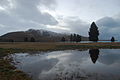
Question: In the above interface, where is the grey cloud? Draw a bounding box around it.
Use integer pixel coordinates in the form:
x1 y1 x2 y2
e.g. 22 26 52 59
39 0 56 10
41 16 90 36
96 16 120 40
0 0 58 35
60 16 89 36
0 0 14 11
11 0 58 25
97 17 120 28
0 0 9 6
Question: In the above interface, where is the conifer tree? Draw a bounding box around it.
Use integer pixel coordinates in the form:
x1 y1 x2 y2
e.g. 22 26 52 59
89 22 99 42
70 34 73 42
30 37 35 42
61 37 65 42
111 37 115 42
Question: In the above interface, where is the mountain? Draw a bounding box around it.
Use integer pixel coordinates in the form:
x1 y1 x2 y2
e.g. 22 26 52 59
0 29 88 42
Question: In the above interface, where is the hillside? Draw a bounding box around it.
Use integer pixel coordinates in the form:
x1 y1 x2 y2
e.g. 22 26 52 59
0 29 88 42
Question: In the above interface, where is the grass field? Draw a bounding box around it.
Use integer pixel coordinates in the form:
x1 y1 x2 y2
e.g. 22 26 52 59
0 42 120 50
0 42 120 80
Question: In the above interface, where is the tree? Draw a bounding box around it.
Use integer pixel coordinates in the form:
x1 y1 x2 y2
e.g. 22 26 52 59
24 37 28 42
89 22 99 42
111 37 115 42
30 37 35 42
73 34 77 41
9 39 14 42
70 34 73 42
76 34 81 42
61 37 65 42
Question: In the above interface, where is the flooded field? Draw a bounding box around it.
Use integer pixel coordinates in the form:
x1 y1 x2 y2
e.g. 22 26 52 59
9 49 120 80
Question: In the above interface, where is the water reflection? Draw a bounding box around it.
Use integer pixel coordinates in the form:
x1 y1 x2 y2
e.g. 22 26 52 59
10 49 120 80
89 49 99 64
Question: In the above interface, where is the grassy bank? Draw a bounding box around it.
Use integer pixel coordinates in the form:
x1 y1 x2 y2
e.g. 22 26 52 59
0 59 32 80
0 42 120 80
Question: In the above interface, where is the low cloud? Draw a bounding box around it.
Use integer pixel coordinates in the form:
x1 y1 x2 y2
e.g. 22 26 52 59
97 17 120 28
96 16 120 40
50 16 90 36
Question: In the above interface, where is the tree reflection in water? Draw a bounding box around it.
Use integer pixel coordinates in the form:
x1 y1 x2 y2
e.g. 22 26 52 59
89 49 100 64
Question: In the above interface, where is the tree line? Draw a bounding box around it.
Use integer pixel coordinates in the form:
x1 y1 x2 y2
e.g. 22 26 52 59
61 22 115 42
61 34 81 42
24 37 35 42
1 37 36 42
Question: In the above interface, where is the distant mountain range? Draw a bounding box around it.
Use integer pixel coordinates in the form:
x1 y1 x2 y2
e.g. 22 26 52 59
0 29 88 42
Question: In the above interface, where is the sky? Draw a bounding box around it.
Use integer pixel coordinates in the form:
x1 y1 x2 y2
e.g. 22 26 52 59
0 0 120 40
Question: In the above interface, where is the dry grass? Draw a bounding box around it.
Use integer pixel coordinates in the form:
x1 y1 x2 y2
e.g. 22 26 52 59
0 42 120 50
0 42 56 50
0 59 32 80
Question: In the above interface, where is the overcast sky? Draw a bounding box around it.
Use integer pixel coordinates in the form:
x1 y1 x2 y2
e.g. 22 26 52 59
0 0 120 40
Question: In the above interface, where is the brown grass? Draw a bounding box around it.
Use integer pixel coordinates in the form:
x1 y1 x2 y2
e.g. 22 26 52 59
0 42 120 50
0 59 32 80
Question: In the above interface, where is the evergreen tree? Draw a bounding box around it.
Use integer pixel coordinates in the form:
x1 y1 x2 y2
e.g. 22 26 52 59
9 39 14 42
24 37 28 42
61 37 65 42
70 34 73 42
76 34 81 42
73 34 77 41
89 22 99 42
30 37 35 42
111 37 115 42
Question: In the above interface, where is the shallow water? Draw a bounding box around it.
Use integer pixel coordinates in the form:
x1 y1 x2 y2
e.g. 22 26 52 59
10 49 120 80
